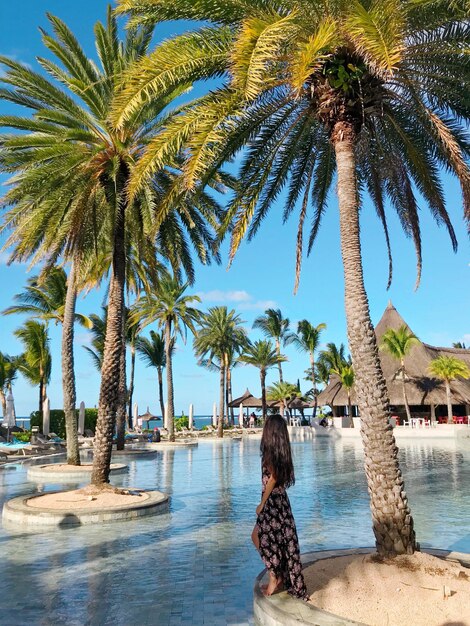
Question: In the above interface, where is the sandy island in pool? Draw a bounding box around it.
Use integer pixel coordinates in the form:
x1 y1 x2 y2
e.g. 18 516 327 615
304 551 470 626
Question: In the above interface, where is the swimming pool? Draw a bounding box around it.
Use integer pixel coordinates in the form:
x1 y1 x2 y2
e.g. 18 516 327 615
1 436 469 625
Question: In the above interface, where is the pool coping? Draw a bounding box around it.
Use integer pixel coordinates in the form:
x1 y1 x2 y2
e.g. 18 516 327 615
27 462 128 482
253 547 470 626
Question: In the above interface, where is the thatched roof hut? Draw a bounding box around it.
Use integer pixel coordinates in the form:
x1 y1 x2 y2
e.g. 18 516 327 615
316 302 470 408
228 389 264 408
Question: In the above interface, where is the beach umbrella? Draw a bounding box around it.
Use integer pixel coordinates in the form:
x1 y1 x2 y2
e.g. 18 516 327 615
212 402 217 427
189 404 194 430
133 403 138 430
43 396 50 436
2 391 15 442
239 402 244 428
78 401 85 435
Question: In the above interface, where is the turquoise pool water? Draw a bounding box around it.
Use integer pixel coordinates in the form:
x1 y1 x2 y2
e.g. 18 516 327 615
1 436 469 625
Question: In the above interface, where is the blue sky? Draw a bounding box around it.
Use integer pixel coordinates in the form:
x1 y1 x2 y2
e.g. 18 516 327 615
0 1 469 417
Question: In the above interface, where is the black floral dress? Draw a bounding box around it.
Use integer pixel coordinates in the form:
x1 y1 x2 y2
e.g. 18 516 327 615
256 467 308 600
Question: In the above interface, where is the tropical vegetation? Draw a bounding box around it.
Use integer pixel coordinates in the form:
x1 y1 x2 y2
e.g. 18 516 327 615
428 356 470 424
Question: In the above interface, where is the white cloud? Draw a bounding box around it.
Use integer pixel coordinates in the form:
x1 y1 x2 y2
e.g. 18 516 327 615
238 299 277 311
196 289 252 303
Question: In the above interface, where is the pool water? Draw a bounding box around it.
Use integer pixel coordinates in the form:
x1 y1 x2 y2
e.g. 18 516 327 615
1 436 469 625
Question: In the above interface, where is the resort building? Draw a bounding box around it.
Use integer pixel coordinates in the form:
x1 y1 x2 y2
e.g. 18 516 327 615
316 302 470 424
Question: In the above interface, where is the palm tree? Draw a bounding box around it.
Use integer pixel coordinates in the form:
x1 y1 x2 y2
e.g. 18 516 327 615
238 340 287 420
194 306 246 436
290 321 326 417
136 330 168 421
3 267 91 464
84 309 107 372
0 10 224 486
253 309 291 382
116 0 470 554
428 356 470 424
0 353 19 418
266 381 300 418
380 326 420 423
15 321 51 414
318 343 350 380
131 274 201 441
452 342 467 349
338 365 355 427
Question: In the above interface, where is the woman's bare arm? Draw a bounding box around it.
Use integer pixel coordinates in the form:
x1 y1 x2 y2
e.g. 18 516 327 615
256 475 277 515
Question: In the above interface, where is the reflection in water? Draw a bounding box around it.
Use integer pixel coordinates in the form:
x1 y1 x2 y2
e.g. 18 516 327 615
0 436 469 625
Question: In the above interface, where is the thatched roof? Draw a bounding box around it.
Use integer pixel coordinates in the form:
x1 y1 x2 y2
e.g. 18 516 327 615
317 302 470 407
228 389 264 408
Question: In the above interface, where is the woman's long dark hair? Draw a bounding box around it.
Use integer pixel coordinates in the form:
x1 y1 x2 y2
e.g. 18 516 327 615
260 414 295 488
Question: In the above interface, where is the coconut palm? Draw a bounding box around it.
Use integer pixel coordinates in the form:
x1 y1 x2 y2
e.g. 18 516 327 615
84 309 107 372
238 340 287 420
338 365 355 427
0 353 19 418
0 10 225 485
136 330 169 422
318 343 350 382
290 321 326 417
131 274 201 441
266 381 301 418
15 321 51 414
380 326 420 423
3 267 91 464
116 0 470 553
194 306 246 436
428 356 470 424
253 309 291 382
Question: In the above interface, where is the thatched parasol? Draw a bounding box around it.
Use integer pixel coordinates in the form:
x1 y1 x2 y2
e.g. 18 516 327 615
228 389 264 408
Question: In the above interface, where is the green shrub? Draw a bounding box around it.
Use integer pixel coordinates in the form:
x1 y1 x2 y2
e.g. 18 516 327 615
174 416 189 431
13 431 31 442
30 408 98 439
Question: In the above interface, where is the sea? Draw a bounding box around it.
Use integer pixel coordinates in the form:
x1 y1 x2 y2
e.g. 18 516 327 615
15 415 216 430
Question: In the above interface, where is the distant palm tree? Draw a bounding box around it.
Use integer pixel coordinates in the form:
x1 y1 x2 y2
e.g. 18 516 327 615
428 356 470 424
136 330 168 422
4 267 91 464
338 365 355 427
0 352 19 418
84 309 107 372
380 326 420 423
238 340 287 420
132 275 201 441
266 381 300 418
290 321 326 417
452 342 467 350
253 309 291 382
15 321 51 414
194 306 246 436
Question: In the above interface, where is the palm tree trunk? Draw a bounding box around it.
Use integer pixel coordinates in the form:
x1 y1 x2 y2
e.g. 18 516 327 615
260 368 267 420
115 330 127 451
445 380 453 424
127 343 136 428
311 353 318 419
401 360 412 422
218 362 225 438
0 389 6 418
165 321 175 442
62 260 80 465
333 121 416 556
276 339 283 382
158 366 165 421
91 200 126 487
226 366 234 425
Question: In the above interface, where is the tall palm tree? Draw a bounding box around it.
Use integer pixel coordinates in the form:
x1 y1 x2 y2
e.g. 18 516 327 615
428 356 470 424
290 321 326 417
318 343 350 380
116 0 470 553
3 267 91 464
380 326 420 423
131 274 201 441
0 10 224 486
0 353 19 418
84 309 107 372
136 330 168 421
238 340 287 420
253 309 291 382
194 306 246 437
15 321 51 414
